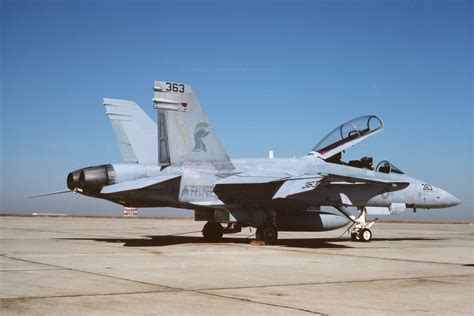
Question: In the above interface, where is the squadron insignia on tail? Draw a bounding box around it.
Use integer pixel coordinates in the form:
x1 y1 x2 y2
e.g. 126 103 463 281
193 122 210 152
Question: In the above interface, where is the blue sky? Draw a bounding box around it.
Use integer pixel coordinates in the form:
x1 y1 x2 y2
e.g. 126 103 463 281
1 0 472 220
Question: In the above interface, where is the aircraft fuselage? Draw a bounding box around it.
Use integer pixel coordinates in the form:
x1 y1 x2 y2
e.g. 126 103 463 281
68 154 459 212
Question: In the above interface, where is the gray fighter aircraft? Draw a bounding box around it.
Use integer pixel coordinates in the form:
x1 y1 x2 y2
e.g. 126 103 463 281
56 81 460 243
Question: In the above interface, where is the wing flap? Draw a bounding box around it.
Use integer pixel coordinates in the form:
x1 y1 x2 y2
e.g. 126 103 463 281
101 174 180 194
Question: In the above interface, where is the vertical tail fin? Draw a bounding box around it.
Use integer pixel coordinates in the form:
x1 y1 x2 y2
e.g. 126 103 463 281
104 98 157 164
152 81 234 171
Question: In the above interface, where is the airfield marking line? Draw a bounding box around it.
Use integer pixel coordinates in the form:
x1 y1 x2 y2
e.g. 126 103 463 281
300 249 473 267
191 289 326 315
224 243 473 267
0 289 324 315
3 253 471 292
190 274 473 315
1 251 149 256
0 290 322 315
1 255 470 315
194 273 474 292
0 290 180 302
0 254 182 291
1 272 471 311
0 226 152 240
0 253 322 315
0 268 69 272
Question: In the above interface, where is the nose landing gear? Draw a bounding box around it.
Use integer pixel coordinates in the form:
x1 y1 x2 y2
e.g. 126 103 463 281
337 206 375 242
351 227 373 242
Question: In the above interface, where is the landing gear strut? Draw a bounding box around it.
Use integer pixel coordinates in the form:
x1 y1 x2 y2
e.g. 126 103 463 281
337 206 374 242
202 222 223 242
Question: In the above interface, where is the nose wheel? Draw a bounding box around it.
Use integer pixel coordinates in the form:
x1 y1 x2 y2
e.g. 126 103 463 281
352 228 372 242
359 228 372 242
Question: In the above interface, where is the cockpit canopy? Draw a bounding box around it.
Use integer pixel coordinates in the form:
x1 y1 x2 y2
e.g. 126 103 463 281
375 160 404 174
312 115 384 159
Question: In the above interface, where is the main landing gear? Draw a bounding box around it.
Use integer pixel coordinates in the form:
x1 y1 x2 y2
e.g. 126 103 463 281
256 223 278 244
202 210 280 244
202 222 242 242
202 222 223 242
337 206 375 242
254 211 278 244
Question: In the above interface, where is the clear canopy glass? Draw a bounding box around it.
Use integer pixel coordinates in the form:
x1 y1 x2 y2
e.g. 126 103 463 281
375 160 404 174
313 115 383 155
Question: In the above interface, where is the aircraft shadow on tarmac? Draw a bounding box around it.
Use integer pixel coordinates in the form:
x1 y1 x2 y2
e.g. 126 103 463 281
60 235 442 249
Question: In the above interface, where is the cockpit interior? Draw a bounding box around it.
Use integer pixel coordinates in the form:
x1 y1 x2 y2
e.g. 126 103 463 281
326 153 404 174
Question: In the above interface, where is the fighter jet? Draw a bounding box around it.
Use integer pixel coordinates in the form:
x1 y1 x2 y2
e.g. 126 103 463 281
57 81 460 244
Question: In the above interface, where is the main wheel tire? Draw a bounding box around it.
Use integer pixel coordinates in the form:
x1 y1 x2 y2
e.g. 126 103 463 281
202 222 223 242
351 232 360 241
256 224 278 244
359 228 372 242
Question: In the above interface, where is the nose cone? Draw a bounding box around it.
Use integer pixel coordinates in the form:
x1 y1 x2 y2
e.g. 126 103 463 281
440 190 461 207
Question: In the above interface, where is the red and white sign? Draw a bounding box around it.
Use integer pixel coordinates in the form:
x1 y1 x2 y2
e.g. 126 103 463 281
123 207 138 217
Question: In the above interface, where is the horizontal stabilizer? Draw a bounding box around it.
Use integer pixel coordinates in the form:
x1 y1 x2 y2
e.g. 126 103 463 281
273 176 323 199
101 174 180 194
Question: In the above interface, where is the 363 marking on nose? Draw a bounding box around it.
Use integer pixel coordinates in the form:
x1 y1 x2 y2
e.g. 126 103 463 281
422 184 433 191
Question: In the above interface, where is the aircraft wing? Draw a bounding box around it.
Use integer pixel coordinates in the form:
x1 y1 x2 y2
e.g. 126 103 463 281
101 174 180 194
214 170 409 208
270 171 408 200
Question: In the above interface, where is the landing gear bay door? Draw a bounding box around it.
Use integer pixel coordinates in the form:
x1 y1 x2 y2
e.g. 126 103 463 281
312 115 383 159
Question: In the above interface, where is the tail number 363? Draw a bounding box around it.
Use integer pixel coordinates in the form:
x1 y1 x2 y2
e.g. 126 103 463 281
166 82 185 93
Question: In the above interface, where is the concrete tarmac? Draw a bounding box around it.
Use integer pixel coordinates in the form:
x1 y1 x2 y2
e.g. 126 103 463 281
0 216 473 315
